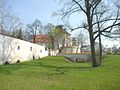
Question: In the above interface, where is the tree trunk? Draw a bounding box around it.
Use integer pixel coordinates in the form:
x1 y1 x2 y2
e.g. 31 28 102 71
80 39 83 53
48 48 51 56
58 39 65 53
87 16 97 67
50 34 54 49
89 31 97 67
99 33 102 65
96 12 102 66
33 35 36 43
86 2 98 67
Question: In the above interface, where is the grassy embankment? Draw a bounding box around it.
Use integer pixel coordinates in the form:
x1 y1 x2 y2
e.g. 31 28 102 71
0 55 120 90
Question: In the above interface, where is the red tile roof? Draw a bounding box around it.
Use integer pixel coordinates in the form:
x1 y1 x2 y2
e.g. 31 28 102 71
31 34 52 43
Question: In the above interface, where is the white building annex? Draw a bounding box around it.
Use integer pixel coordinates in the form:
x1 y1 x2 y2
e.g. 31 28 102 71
0 34 48 65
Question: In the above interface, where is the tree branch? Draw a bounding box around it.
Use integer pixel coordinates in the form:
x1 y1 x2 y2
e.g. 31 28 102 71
94 22 120 40
91 0 102 19
72 0 86 14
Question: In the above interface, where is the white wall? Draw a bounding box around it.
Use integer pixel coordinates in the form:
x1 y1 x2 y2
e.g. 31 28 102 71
72 46 81 53
0 34 48 64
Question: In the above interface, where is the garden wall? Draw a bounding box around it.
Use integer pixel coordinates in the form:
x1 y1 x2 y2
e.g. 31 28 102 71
0 34 48 64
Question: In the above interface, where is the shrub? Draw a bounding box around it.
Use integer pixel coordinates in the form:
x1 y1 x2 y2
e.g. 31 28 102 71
4 61 9 65
16 60 20 63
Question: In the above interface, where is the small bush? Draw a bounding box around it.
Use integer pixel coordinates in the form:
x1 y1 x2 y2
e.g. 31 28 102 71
4 61 9 65
16 60 20 63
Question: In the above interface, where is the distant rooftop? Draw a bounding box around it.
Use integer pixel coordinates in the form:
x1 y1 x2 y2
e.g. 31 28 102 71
31 34 52 43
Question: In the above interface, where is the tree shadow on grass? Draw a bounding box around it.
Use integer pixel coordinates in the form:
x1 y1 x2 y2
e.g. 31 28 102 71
0 64 23 75
0 61 91 76
38 62 92 75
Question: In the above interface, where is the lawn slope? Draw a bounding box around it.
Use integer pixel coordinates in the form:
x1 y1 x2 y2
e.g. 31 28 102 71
0 55 120 90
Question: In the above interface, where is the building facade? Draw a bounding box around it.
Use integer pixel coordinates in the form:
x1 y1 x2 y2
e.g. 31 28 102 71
0 34 48 65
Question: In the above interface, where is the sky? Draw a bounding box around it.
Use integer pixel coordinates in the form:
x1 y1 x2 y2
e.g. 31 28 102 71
2 0 120 48
3 0 63 25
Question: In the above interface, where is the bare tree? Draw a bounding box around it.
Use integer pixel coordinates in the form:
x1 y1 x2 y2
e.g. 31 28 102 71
0 1 22 37
44 23 55 49
54 0 120 67
93 1 120 65
26 19 43 43
74 31 86 53
43 23 55 56
107 1 120 42
0 1 6 33
0 1 22 64
92 2 109 64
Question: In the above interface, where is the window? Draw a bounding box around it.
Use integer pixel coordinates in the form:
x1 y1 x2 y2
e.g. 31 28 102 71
18 46 20 50
45 47 47 51
30 47 32 51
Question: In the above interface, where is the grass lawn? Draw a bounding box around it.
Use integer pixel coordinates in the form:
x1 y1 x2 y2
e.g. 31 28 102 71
0 55 120 90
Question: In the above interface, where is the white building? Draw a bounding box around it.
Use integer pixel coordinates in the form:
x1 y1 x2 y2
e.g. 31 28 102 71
0 34 48 65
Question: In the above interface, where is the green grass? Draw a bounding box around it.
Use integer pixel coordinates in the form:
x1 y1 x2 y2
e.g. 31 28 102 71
0 55 120 90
